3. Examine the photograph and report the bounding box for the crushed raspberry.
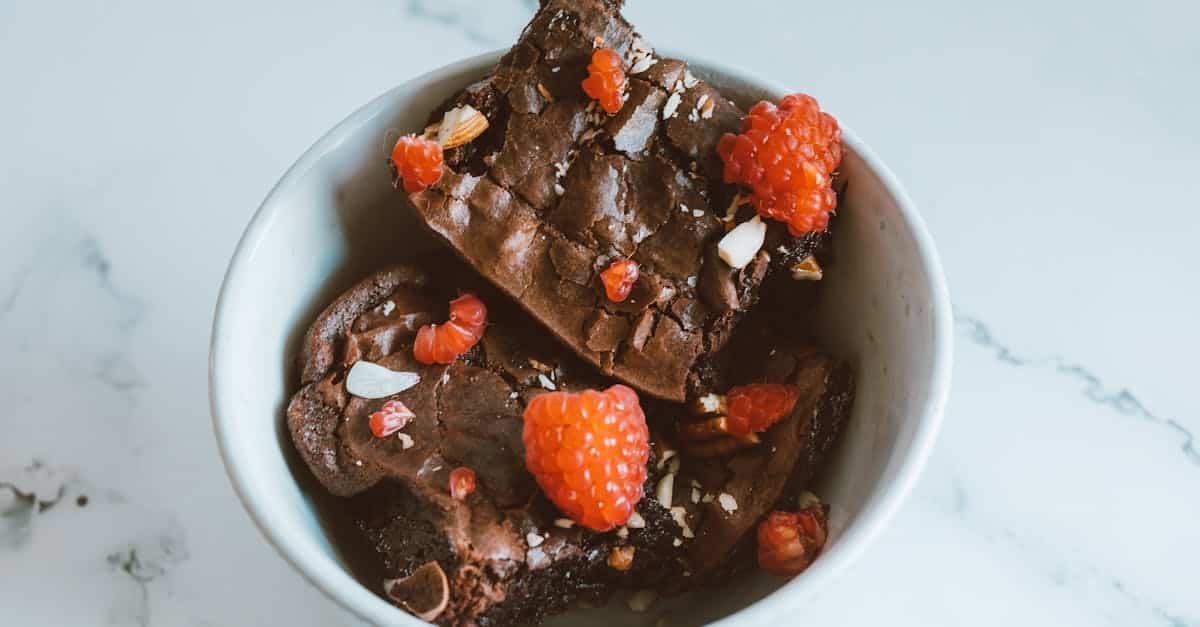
[449,467,476,501]
[413,293,487,365]
[391,134,444,193]
[599,259,640,302]
[725,383,801,438]
[368,400,415,438]
[522,384,649,531]
[717,94,841,235]
[756,504,828,576]
[581,48,627,114]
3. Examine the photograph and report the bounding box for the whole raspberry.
[391,134,444,193]
[725,383,801,438]
[717,94,841,235]
[581,48,627,114]
[413,293,487,365]
[522,385,649,531]
[599,259,639,303]
[757,503,828,577]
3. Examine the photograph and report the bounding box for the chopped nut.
[717,493,738,513]
[691,208,705,218]
[616,525,629,539]
[536,83,555,103]
[682,69,699,88]
[607,545,636,571]
[656,448,677,470]
[435,105,489,150]
[669,506,695,538]
[655,473,675,507]
[630,54,657,74]
[627,512,646,529]
[397,433,415,449]
[718,215,767,269]
[797,491,822,509]
[700,95,716,119]
[791,255,823,281]
[701,493,715,503]
[662,92,682,119]
[378,300,396,316]
[553,183,565,196]
[691,488,701,504]
[537,373,557,390]
[553,518,576,529]
[526,532,545,548]
[672,537,683,547]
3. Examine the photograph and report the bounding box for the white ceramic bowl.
[210,50,952,626]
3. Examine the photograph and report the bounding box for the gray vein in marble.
[956,311,1199,466]
[933,469,1195,627]
[404,0,507,47]
[105,520,188,627]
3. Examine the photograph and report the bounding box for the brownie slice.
[287,259,691,625]
[404,0,831,402]
[286,258,854,625]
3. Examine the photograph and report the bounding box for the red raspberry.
[368,400,415,438]
[522,385,649,531]
[391,134,444,193]
[717,94,842,235]
[413,293,487,365]
[599,259,639,303]
[581,48,627,114]
[725,383,801,438]
[449,467,476,501]
[757,504,828,577]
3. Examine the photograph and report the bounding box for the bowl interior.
[210,51,950,627]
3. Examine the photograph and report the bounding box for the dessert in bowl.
[210,1,952,625]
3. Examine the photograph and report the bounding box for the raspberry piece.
[449,467,476,501]
[368,400,415,438]
[413,293,488,365]
[756,504,828,576]
[717,94,841,235]
[391,134,444,193]
[522,384,649,531]
[599,259,639,302]
[725,383,801,438]
[581,48,627,114]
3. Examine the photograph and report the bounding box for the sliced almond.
[345,361,420,399]
[717,215,767,269]
[436,105,489,150]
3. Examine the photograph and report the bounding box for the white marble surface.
[2,0,1197,625]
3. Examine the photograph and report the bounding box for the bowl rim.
[210,47,953,627]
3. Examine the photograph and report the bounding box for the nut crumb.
[655,473,675,507]
[537,373,557,390]
[526,532,545,548]
[672,537,683,547]
[554,183,565,196]
[554,518,576,528]
[627,512,646,529]
[607,545,636,571]
[616,525,629,539]
[691,208,705,218]
[397,433,415,449]
[691,488,701,504]
[378,300,396,316]
[717,493,738,513]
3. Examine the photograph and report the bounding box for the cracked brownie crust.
[405,0,831,402]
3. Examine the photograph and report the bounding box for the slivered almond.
[435,105,489,149]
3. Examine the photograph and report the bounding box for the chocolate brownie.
[404,0,832,402]
[286,259,853,625]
